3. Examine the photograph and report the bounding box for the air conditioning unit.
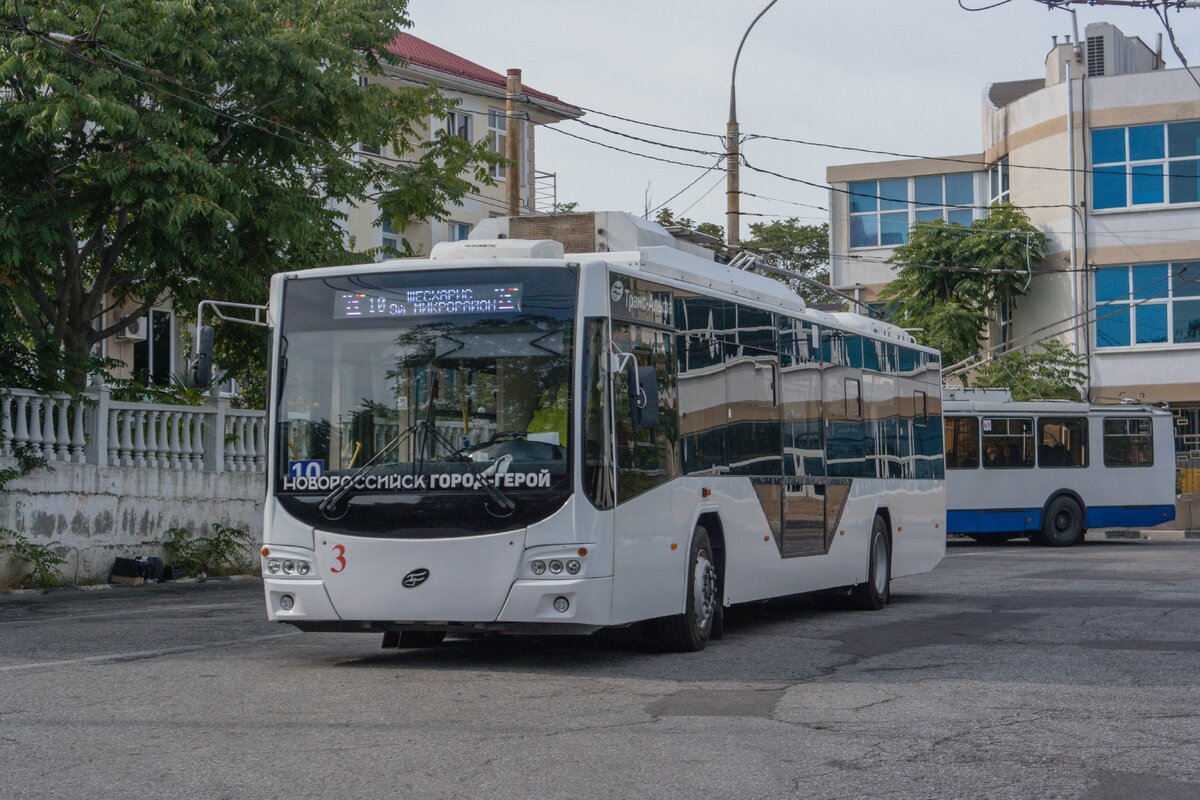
[116,316,148,342]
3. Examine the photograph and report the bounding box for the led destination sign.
[335,283,523,319]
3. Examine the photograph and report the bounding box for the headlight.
[531,560,546,575]
[566,560,581,575]
[297,561,310,576]
[282,560,295,575]
[267,559,280,575]
[548,560,563,574]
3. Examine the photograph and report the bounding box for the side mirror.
[627,365,659,430]
[192,325,214,387]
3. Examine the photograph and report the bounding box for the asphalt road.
[1,539,1198,800]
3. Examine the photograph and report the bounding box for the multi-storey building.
[828,22,1200,464]
[340,33,582,258]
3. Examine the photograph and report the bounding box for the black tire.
[850,516,891,611]
[657,526,718,652]
[397,630,446,648]
[1039,495,1085,547]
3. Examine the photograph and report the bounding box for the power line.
[650,158,726,215]
[679,172,728,217]
[539,124,720,170]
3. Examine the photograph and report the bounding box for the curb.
[1096,529,1200,541]
[0,574,260,596]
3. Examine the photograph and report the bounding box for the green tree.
[0,0,501,389]
[880,203,1049,367]
[971,340,1088,401]
[742,218,830,303]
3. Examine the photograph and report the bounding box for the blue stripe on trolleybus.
[948,505,1175,534]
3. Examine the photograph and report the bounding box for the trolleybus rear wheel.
[850,516,891,611]
[1038,495,1085,547]
[657,526,717,652]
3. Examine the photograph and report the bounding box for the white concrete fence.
[1,388,266,473]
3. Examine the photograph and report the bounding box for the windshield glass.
[275,266,577,538]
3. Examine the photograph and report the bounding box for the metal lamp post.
[726,0,781,247]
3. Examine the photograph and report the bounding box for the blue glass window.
[1132,264,1169,300]
[879,212,908,246]
[849,182,877,214]
[1174,262,1200,298]
[1095,267,1129,302]
[1096,306,1130,347]
[1129,125,1164,161]
[1168,121,1200,158]
[1093,167,1126,209]
[945,173,974,206]
[878,179,907,211]
[1174,300,1200,343]
[850,215,878,248]
[947,209,973,227]
[915,209,941,224]
[1131,164,1164,205]
[915,176,942,207]
[1092,129,1126,164]
[1169,159,1200,205]
[1135,304,1168,344]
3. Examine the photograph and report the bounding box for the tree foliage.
[0,0,501,389]
[971,340,1088,401]
[879,203,1049,367]
[742,218,830,304]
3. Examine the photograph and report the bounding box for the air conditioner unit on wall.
[116,316,148,342]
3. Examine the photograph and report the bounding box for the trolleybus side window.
[944,416,979,469]
[581,318,615,509]
[1038,417,1088,468]
[1104,417,1154,467]
[613,322,679,502]
[981,416,1034,468]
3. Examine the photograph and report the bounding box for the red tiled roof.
[383,32,580,113]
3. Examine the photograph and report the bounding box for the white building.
[341,33,583,258]
[827,22,1200,454]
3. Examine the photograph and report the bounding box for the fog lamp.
[279,594,295,611]
[553,596,570,613]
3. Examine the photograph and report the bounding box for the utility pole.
[726,0,781,248]
[506,68,522,217]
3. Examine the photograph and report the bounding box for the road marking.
[0,631,300,673]
[0,601,251,626]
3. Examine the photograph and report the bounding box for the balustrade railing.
[0,387,266,474]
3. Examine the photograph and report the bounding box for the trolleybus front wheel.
[1036,495,1085,547]
[657,526,717,652]
[850,516,891,611]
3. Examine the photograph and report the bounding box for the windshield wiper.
[318,425,417,518]
[418,421,516,514]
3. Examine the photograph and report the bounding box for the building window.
[988,156,1010,204]
[446,111,471,141]
[849,174,975,248]
[488,108,506,179]
[448,221,471,241]
[132,309,173,386]
[381,215,402,257]
[1091,121,1200,210]
[1095,262,1200,348]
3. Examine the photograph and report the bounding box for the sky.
[404,0,1200,237]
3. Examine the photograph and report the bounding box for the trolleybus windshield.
[274,266,577,537]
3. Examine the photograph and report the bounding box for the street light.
[727,0,781,247]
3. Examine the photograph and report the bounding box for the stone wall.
[0,459,264,585]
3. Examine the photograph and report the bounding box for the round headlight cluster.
[266,558,311,576]
[548,560,564,574]
[530,560,547,575]
[566,560,581,575]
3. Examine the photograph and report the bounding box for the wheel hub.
[693,553,717,630]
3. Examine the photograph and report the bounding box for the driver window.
[613,322,678,503]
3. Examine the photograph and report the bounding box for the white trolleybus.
[943,388,1176,546]
[260,212,946,651]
